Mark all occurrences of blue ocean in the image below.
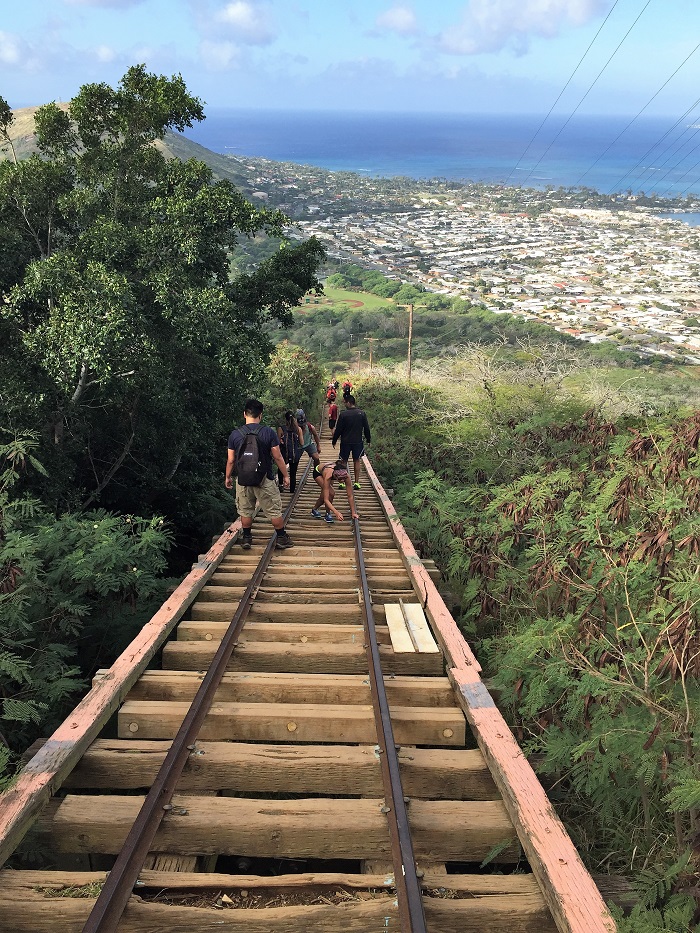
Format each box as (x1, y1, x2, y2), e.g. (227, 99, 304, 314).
(186, 109, 700, 198)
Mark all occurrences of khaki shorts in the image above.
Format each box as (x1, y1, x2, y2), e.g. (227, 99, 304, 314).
(236, 475, 282, 521)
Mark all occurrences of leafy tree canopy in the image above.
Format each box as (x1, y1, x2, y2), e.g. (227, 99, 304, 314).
(0, 65, 325, 527)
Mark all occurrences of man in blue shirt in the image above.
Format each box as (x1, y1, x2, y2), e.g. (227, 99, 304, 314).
(225, 398, 293, 550)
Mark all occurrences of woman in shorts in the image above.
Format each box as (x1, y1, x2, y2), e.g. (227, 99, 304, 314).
(310, 459, 358, 524)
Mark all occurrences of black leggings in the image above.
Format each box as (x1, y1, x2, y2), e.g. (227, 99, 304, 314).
(278, 457, 299, 492)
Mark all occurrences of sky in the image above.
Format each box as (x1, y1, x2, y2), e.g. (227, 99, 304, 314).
(3, 0, 700, 117)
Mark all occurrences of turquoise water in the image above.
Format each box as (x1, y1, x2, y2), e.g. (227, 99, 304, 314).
(186, 109, 700, 196)
(657, 212, 700, 226)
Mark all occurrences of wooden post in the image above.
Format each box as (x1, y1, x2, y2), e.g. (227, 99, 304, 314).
(364, 337, 377, 373)
(397, 303, 426, 383)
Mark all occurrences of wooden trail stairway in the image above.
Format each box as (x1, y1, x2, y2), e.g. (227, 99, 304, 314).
(0, 414, 615, 932)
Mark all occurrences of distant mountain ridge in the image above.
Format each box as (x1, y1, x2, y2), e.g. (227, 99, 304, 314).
(3, 105, 252, 194)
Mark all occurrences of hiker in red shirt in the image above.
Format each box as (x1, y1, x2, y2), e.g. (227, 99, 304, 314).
(328, 400, 339, 430)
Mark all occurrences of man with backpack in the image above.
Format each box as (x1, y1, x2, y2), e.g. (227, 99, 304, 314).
(225, 398, 294, 550)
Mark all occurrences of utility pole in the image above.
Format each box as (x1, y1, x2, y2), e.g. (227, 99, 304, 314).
(397, 303, 427, 383)
(349, 332, 355, 349)
(364, 337, 378, 373)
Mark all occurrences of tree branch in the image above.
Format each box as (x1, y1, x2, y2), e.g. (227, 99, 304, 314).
(80, 428, 135, 510)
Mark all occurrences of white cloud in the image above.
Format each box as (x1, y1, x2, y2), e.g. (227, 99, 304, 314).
(375, 5, 419, 36)
(214, 1, 275, 45)
(94, 44, 117, 62)
(199, 39, 242, 71)
(438, 0, 611, 55)
(0, 31, 40, 71)
(0, 31, 24, 66)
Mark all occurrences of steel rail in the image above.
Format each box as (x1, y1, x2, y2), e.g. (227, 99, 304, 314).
(82, 457, 314, 933)
(352, 515, 428, 933)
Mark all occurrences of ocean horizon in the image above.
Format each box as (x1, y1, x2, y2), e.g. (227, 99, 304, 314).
(186, 109, 700, 199)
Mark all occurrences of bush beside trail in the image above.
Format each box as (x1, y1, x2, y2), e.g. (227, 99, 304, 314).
(357, 356, 700, 930)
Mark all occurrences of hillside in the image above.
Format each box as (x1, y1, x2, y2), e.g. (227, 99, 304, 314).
(3, 104, 251, 193)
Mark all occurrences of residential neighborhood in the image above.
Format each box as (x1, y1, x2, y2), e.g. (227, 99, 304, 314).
(228, 153, 700, 362)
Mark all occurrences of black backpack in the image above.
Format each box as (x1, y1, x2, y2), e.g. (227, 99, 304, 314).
(236, 425, 269, 487)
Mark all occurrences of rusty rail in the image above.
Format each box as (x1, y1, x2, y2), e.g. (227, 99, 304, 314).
(353, 516, 428, 933)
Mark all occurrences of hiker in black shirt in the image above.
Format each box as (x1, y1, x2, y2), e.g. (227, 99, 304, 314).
(331, 394, 371, 490)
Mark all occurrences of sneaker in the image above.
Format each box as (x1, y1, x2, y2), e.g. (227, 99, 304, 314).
(241, 534, 253, 550)
(353, 482, 361, 490)
(324, 513, 334, 523)
(310, 508, 323, 519)
(275, 531, 294, 549)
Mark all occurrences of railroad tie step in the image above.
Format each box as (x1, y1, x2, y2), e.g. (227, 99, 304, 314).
(119, 671, 458, 707)
(117, 699, 466, 745)
(65, 741, 499, 800)
(0, 869, 556, 933)
(36, 795, 519, 863)
(175, 620, 388, 645)
(161, 639, 444, 676)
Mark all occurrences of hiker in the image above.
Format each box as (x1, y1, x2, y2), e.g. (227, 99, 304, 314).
(277, 410, 304, 493)
(225, 398, 293, 550)
(331, 394, 371, 490)
(310, 458, 358, 523)
(296, 409, 321, 466)
(328, 399, 339, 430)
(342, 379, 352, 400)
(326, 386, 336, 403)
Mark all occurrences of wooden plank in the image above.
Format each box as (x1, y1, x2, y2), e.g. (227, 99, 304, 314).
(64, 741, 499, 799)
(117, 671, 456, 707)
(161, 640, 444, 676)
(248, 603, 365, 623)
(0, 867, 542, 895)
(117, 700, 466, 746)
(402, 602, 440, 653)
(450, 666, 615, 933)
(176, 621, 385, 645)
(0, 518, 246, 869)
(0, 884, 555, 933)
(384, 603, 416, 653)
(37, 795, 519, 862)
(191, 595, 364, 618)
(260, 573, 410, 589)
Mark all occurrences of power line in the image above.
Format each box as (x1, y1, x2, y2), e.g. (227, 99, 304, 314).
(520, 0, 654, 189)
(608, 93, 700, 193)
(657, 143, 700, 197)
(504, 0, 623, 187)
(626, 117, 700, 192)
(575, 40, 700, 188)
(645, 128, 700, 195)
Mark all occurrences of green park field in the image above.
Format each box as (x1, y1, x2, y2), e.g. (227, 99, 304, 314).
(308, 285, 393, 311)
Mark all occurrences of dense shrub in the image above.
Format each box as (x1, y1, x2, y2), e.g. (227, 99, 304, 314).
(359, 362, 700, 926)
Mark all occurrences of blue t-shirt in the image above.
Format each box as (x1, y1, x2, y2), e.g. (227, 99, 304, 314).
(228, 424, 279, 480)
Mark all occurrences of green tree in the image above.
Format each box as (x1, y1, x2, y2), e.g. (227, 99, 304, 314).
(261, 342, 323, 424)
(0, 66, 325, 532)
